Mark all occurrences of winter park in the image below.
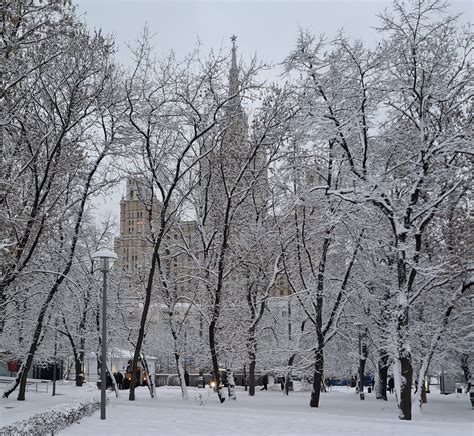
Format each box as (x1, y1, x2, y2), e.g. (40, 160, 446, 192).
(1, 0, 473, 434)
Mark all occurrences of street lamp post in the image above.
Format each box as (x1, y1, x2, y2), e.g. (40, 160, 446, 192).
(92, 248, 118, 421)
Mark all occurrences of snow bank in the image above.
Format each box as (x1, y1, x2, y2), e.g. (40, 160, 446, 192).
(0, 399, 102, 435)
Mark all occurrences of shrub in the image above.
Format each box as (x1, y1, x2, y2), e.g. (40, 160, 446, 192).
(0, 398, 103, 435)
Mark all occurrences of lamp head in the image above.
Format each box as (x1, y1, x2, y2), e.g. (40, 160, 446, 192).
(92, 248, 118, 272)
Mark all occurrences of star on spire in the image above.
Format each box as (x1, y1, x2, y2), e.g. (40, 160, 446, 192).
(228, 34, 240, 105)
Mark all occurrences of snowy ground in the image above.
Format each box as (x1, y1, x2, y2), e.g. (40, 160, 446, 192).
(1, 383, 472, 435)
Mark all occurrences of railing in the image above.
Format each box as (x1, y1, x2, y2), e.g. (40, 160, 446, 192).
(0, 377, 49, 393)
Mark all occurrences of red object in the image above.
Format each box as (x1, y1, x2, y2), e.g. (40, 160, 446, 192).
(7, 361, 18, 372)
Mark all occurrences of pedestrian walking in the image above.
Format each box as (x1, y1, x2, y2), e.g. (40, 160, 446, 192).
(388, 377, 395, 394)
(115, 371, 124, 389)
(260, 374, 268, 391)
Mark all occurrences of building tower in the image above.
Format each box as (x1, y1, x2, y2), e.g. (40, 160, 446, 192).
(114, 179, 161, 300)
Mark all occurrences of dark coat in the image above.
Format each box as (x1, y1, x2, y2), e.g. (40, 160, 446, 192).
(115, 372, 124, 384)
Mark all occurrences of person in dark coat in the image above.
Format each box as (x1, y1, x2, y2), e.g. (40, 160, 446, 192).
(106, 372, 113, 389)
(388, 377, 395, 394)
(184, 370, 190, 387)
(114, 371, 124, 389)
(260, 374, 268, 391)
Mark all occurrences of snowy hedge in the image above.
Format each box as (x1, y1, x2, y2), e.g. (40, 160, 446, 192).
(0, 398, 103, 435)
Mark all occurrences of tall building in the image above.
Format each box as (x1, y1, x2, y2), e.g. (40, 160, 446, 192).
(199, 36, 268, 228)
(114, 37, 285, 311)
(113, 40, 291, 375)
(114, 179, 160, 302)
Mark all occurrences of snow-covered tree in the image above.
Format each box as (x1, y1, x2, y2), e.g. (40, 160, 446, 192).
(283, 0, 472, 419)
(1, 1, 121, 399)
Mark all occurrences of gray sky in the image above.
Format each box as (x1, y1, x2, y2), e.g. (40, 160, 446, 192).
(76, 0, 471, 66)
(77, 0, 472, 227)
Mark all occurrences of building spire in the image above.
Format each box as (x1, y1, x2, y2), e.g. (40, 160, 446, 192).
(231, 35, 238, 71)
(229, 35, 239, 101)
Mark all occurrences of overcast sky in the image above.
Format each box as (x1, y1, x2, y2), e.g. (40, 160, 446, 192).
(77, 0, 471, 65)
(76, 0, 472, 227)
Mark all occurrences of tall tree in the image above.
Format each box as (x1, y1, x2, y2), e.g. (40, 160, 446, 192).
(2, 6, 120, 398)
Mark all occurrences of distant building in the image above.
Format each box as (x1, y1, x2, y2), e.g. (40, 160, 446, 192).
(113, 38, 291, 375)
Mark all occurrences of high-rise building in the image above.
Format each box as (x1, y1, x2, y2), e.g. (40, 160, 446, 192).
(114, 37, 283, 304)
(113, 179, 160, 303)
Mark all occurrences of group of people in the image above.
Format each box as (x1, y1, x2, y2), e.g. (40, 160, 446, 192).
(324, 375, 396, 394)
(353, 376, 396, 394)
(113, 371, 124, 389)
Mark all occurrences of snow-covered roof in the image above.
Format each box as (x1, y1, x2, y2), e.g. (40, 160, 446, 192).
(86, 347, 157, 360)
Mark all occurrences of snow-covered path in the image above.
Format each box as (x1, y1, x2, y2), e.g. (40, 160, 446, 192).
(55, 386, 472, 436)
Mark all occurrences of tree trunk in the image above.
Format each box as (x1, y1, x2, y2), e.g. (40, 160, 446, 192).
(140, 355, 156, 399)
(398, 354, 413, 420)
(246, 286, 257, 397)
(376, 351, 389, 401)
(17, 351, 34, 400)
(414, 355, 430, 409)
(310, 348, 324, 407)
(3, 363, 24, 399)
(128, 300, 150, 401)
(76, 289, 90, 387)
(357, 336, 368, 399)
(74, 357, 83, 387)
(209, 318, 225, 403)
(243, 364, 247, 391)
(421, 382, 427, 404)
(175, 353, 188, 400)
(78, 345, 85, 385)
(227, 368, 236, 400)
(285, 353, 297, 395)
(106, 361, 119, 398)
(460, 353, 471, 392)
(14, 290, 58, 400)
(207, 200, 232, 405)
(395, 239, 412, 420)
(248, 351, 256, 396)
(61, 322, 84, 388)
